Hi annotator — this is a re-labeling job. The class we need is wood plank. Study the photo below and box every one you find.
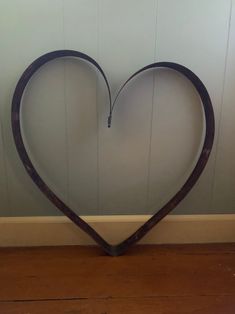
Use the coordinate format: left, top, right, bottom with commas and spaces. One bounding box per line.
98, 0, 157, 214
1, 295, 235, 314
213, 0, 235, 213
21, 59, 69, 206
64, 0, 99, 214
0, 120, 9, 215
150, 0, 231, 214
1, 244, 235, 301
0, 0, 64, 216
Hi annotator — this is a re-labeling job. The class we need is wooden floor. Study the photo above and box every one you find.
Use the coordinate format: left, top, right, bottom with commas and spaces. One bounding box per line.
1, 244, 235, 313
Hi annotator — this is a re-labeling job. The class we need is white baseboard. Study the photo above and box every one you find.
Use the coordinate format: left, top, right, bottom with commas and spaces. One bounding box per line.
0, 214, 235, 247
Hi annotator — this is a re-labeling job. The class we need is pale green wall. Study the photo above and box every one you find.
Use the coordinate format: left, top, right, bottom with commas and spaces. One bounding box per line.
0, 0, 234, 217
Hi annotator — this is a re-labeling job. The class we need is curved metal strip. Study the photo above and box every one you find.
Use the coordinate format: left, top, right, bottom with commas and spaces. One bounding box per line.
11, 50, 215, 256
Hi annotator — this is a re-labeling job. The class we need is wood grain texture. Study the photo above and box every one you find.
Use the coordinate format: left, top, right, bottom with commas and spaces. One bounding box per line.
1, 296, 235, 314
0, 244, 235, 313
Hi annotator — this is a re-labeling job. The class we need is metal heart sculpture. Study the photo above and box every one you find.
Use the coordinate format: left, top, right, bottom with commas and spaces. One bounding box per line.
11, 50, 215, 256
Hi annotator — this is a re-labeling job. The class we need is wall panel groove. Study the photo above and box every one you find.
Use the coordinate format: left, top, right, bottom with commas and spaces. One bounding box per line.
212, 0, 235, 213
0, 0, 234, 217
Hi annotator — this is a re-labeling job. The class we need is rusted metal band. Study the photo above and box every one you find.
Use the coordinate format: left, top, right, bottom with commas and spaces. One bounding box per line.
11, 50, 215, 256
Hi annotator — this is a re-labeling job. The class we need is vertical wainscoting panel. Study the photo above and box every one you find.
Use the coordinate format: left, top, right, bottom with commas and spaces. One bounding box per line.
147, 69, 204, 214
213, 0, 235, 213
0, 120, 9, 215
98, 0, 157, 214
148, 0, 231, 214
21, 60, 69, 207
0, 0, 234, 218
63, 0, 99, 214
0, 0, 65, 216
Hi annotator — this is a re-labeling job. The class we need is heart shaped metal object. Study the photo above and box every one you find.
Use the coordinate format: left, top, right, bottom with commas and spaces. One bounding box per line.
11, 50, 215, 256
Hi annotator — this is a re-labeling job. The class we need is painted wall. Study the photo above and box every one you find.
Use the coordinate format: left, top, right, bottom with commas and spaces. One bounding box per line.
0, 0, 234, 217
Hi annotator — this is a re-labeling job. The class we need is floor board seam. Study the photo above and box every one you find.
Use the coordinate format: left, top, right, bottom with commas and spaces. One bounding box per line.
0, 294, 234, 303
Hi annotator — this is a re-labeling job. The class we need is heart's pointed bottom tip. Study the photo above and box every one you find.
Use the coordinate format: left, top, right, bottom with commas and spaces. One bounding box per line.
104, 244, 127, 257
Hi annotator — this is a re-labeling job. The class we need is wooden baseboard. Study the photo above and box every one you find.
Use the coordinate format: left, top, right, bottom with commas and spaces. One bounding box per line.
0, 214, 235, 247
